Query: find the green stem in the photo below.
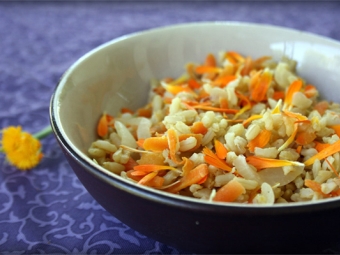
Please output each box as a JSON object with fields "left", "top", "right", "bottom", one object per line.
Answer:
{"left": 33, "top": 125, "right": 53, "bottom": 140}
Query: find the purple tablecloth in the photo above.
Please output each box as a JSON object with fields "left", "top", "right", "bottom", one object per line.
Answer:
{"left": 1, "top": 1, "right": 340, "bottom": 254}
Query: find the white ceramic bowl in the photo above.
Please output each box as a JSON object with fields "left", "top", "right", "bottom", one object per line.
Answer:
{"left": 50, "top": 22, "right": 340, "bottom": 253}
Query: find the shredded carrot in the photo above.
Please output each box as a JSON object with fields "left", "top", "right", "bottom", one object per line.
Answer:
{"left": 133, "top": 164, "right": 177, "bottom": 173}
{"left": 153, "top": 85, "right": 166, "bottom": 96}
{"left": 165, "top": 164, "right": 209, "bottom": 193}
{"left": 304, "top": 140, "right": 340, "bottom": 166}
{"left": 143, "top": 175, "right": 165, "bottom": 187}
{"left": 240, "top": 56, "right": 252, "bottom": 76}
{"left": 282, "top": 110, "right": 309, "bottom": 122}
{"left": 97, "top": 113, "right": 113, "bottom": 137}
{"left": 213, "top": 179, "right": 245, "bottom": 202}
{"left": 250, "top": 70, "right": 272, "bottom": 102}
{"left": 182, "top": 157, "right": 195, "bottom": 176}
{"left": 247, "top": 156, "right": 304, "bottom": 170}
{"left": 314, "top": 101, "right": 329, "bottom": 115}
{"left": 192, "top": 104, "right": 238, "bottom": 114}
{"left": 283, "top": 79, "right": 303, "bottom": 110}
{"left": 304, "top": 84, "right": 318, "bottom": 98}
{"left": 219, "top": 97, "right": 229, "bottom": 109}
{"left": 167, "top": 129, "right": 183, "bottom": 164}
{"left": 137, "top": 108, "right": 152, "bottom": 118}
{"left": 121, "top": 107, "right": 134, "bottom": 114}
{"left": 272, "top": 91, "right": 285, "bottom": 101}
{"left": 295, "top": 128, "right": 316, "bottom": 145}
{"left": 225, "top": 51, "right": 245, "bottom": 64}
{"left": 123, "top": 157, "right": 138, "bottom": 171}
{"left": 330, "top": 125, "right": 340, "bottom": 137}
{"left": 296, "top": 145, "right": 302, "bottom": 154}
{"left": 304, "top": 179, "right": 330, "bottom": 198}
{"left": 190, "top": 122, "right": 208, "bottom": 135}
{"left": 247, "top": 129, "right": 271, "bottom": 152}
{"left": 212, "top": 75, "right": 237, "bottom": 87}
{"left": 178, "top": 133, "right": 203, "bottom": 152}
{"left": 195, "top": 66, "right": 221, "bottom": 75}
{"left": 314, "top": 141, "right": 330, "bottom": 152}
{"left": 141, "top": 137, "right": 168, "bottom": 152}
{"left": 214, "top": 139, "right": 228, "bottom": 159}
{"left": 205, "top": 53, "right": 216, "bottom": 67}
{"left": 188, "top": 78, "right": 201, "bottom": 89}
{"left": 138, "top": 171, "right": 158, "bottom": 185}
{"left": 163, "top": 84, "right": 194, "bottom": 95}
{"left": 203, "top": 147, "right": 232, "bottom": 172}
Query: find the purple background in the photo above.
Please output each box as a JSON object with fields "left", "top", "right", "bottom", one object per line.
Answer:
{"left": 1, "top": 1, "right": 340, "bottom": 254}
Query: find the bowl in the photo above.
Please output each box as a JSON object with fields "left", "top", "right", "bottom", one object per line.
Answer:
{"left": 50, "top": 22, "right": 340, "bottom": 253}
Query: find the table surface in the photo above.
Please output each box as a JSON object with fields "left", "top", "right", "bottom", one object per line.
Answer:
{"left": 1, "top": 1, "right": 340, "bottom": 254}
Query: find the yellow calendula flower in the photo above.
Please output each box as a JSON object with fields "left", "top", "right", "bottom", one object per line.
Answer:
{"left": 0, "top": 125, "right": 52, "bottom": 170}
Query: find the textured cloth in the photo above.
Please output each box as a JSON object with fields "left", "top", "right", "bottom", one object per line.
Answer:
{"left": 1, "top": 1, "right": 340, "bottom": 254}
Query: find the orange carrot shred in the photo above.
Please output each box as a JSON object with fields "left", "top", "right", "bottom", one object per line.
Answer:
{"left": 190, "top": 122, "right": 208, "bottom": 135}
{"left": 182, "top": 157, "right": 195, "bottom": 176}
{"left": 137, "top": 108, "right": 152, "bottom": 118}
{"left": 304, "top": 179, "right": 330, "bottom": 198}
{"left": 136, "top": 139, "right": 145, "bottom": 148}
{"left": 205, "top": 53, "right": 216, "bottom": 67}
{"left": 164, "top": 84, "right": 194, "bottom": 95}
{"left": 212, "top": 75, "right": 237, "bottom": 87}
{"left": 143, "top": 175, "right": 164, "bottom": 187}
{"left": 167, "top": 129, "right": 183, "bottom": 164}
{"left": 295, "top": 129, "right": 316, "bottom": 145}
{"left": 133, "top": 164, "right": 177, "bottom": 173}
{"left": 247, "top": 129, "right": 271, "bottom": 152}
{"left": 138, "top": 171, "right": 158, "bottom": 185}
{"left": 188, "top": 78, "right": 201, "bottom": 89}
{"left": 123, "top": 157, "right": 138, "bottom": 171}
{"left": 304, "top": 84, "right": 318, "bottom": 98}
{"left": 165, "top": 164, "right": 209, "bottom": 193}
{"left": 213, "top": 179, "right": 245, "bottom": 202}
{"left": 97, "top": 113, "right": 109, "bottom": 137}
{"left": 142, "top": 137, "right": 168, "bottom": 151}
{"left": 203, "top": 147, "right": 232, "bottom": 172}
{"left": 296, "top": 145, "right": 302, "bottom": 154}
{"left": 283, "top": 79, "right": 303, "bottom": 110}
{"left": 330, "top": 125, "right": 340, "bottom": 137}
{"left": 272, "top": 91, "right": 285, "bottom": 101}
{"left": 195, "top": 65, "right": 222, "bottom": 75}
{"left": 214, "top": 139, "right": 228, "bottom": 160}
{"left": 240, "top": 56, "right": 252, "bottom": 76}
{"left": 121, "top": 107, "right": 134, "bottom": 114}
{"left": 226, "top": 51, "right": 245, "bottom": 64}
{"left": 219, "top": 97, "right": 229, "bottom": 109}
{"left": 192, "top": 105, "right": 238, "bottom": 114}
{"left": 314, "top": 141, "right": 330, "bottom": 152}
{"left": 250, "top": 70, "right": 272, "bottom": 102}
{"left": 314, "top": 100, "right": 329, "bottom": 115}
{"left": 247, "top": 156, "right": 303, "bottom": 170}
{"left": 304, "top": 140, "right": 340, "bottom": 166}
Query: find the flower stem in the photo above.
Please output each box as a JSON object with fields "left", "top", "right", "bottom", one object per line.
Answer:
{"left": 33, "top": 125, "right": 53, "bottom": 140}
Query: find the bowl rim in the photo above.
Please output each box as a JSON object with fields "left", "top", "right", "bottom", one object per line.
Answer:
{"left": 50, "top": 21, "right": 340, "bottom": 213}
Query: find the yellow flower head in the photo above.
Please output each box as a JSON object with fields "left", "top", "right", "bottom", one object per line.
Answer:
{"left": 1, "top": 126, "right": 43, "bottom": 170}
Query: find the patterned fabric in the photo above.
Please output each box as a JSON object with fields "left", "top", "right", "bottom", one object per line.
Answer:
{"left": 1, "top": 2, "right": 340, "bottom": 254}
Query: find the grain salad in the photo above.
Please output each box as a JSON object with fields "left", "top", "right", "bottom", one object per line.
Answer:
{"left": 88, "top": 51, "right": 340, "bottom": 205}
